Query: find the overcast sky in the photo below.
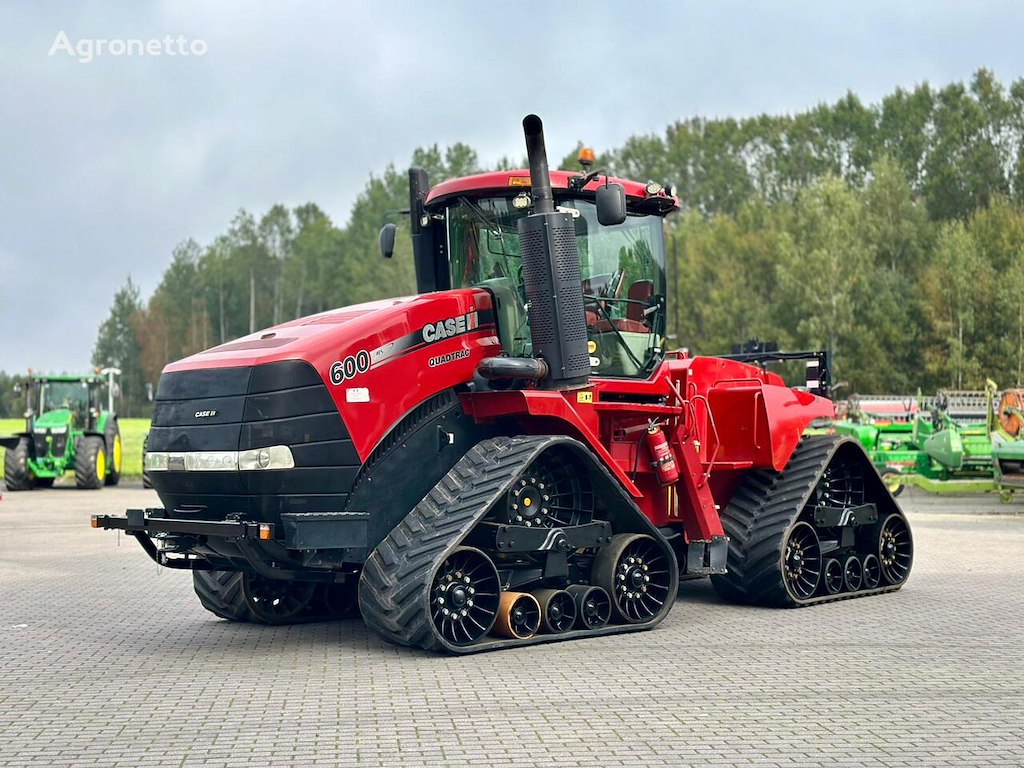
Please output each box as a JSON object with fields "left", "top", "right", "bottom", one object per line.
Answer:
{"left": 2, "top": 1, "right": 1023, "bottom": 374}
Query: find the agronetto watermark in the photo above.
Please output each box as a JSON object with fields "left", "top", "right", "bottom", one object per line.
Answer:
{"left": 48, "top": 31, "right": 208, "bottom": 64}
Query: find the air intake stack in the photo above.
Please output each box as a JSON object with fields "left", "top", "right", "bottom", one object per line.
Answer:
{"left": 517, "top": 114, "right": 591, "bottom": 389}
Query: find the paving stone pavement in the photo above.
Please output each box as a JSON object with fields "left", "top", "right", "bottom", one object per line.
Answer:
{"left": 0, "top": 484, "right": 1021, "bottom": 767}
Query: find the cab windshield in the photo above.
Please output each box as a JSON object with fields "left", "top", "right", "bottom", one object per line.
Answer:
{"left": 447, "top": 196, "right": 667, "bottom": 377}
{"left": 39, "top": 380, "right": 91, "bottom": 421}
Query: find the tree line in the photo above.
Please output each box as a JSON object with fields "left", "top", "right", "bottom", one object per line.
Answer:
{"left": 5, "top": 68, "right": 1021, "bottom": 418}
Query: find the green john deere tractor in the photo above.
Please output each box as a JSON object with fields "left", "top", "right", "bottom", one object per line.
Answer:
{"left": 1, "top": 371, "right": 122, "bottom": 490}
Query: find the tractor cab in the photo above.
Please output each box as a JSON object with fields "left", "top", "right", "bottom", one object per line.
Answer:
{"left": 33, "top": 375, "right": 102, "bottom": 432}
{"left": 390, "top": 167, "right": 678, "bottom": 378}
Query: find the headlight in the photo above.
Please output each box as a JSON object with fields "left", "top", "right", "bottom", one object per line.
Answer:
{"left": 144, "top": 446, "right": 295, "bottom": 472}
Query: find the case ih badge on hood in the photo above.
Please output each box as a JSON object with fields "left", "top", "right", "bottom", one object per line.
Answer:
{"left": 92, "top": 115, "right": 913, "bottom": 655}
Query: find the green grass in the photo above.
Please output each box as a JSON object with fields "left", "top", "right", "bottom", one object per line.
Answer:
{"left": 0, "top": 417, "right": 150, "bottom": 480}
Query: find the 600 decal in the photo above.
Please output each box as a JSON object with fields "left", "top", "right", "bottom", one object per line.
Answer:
{"left": 330, "top": 350, "right": 371, "bottom": 384}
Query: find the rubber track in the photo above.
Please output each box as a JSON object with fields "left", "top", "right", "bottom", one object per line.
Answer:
{"left": 358, "top": 435, "right": 676, "bottom": 653}
{"left": 193, "top": 570, "right": 254, "bottom": 622}
{"left": 711, "top": 435, "right": 906, "bottom": 607}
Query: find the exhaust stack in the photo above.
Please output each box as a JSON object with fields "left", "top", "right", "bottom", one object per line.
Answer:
{"left": 517, "top": 115, "right": 590, "bottom": 389}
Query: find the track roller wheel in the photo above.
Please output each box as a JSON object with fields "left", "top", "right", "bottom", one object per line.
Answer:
{"left": 430, "top": 547, "right": 500, "bottom": 646}
{"left": 532, "top": 588, "right": 577, "bottom": 634}
{"left": 593, "top": 533, "right": 672, "bottom": 624}
{"left": 781, "top": 522, "right": 822, "bottom": 600}
{"left": 566, "top": 585, "right": 610, "bottom": 630}
{"left": 844, "top": 555, "right": 863, "bottom": 591}
{"left": 494, "top": 592, "right": 541, "bottom": 640}
{"left": 823, "top": 558, "right": 844, "bottom": 595}
{"left": 862, "top": 554, "right": 881, "bottom": 590}
{"left": 241, "top": 575, "right": 316, "bottom": 624}
{"left": 878, "top": 513, "right": 913, "bottom": 585}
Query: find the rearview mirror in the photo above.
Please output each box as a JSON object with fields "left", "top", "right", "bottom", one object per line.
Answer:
{"left": 596, "top": 183, "right": 627, "bottom": 226}
{"left": 379, "top": 223, "right": 397, "bottom": 258}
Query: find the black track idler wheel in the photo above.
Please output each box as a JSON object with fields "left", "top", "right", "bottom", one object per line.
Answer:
{"left": 593, "top": 533, "right": 672, "bottom": 624}
{"left": 533, "top": 589, "right": 577, "bottom": 633}
{"left": 782, "top": 522, "right": 821, "bottom": 599}
{"left": 566, "top": 585, "right": 611, "bottom": 630}
{"left": 242, "top": 575, "right": 317, "bottom": 624}
{"left": 878, "top": 513, "right": 913, "bottom": 585}
{"left": 430, "top": 547, "right": 501, "bottom": 646}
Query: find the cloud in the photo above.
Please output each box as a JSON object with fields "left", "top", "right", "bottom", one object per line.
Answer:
{"left": 1, "top": 0, "right": 1022, "bottom": 372}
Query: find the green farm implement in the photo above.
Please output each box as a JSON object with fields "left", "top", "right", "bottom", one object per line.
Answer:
{"left": 1, "top": 369, "right": 122, "bottom": 490}
{"left": 834, "top": 385, "right": 1024, "bottom": 500}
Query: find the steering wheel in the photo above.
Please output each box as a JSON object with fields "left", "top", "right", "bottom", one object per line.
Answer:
{"left": 603, "top": 269, "right": 624, "bottom": 300}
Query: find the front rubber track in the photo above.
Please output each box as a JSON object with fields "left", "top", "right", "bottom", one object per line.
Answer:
{"left": 358, "top": 435, "right": 677, "bottom": 654}
{"left": 711, "top": 435, "right": 911, "bottom": 607}
{"left": 192, "top": 570, "right": 353, "bottom": 625}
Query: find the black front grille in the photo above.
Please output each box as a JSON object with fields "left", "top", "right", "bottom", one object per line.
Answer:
{"left": 148, "top": 360, "right": 359, "bottom": 523}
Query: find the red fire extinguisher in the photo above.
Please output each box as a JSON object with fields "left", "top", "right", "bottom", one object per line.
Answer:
{"left": 646, "top": 422, "right": 680, "bottom": 485}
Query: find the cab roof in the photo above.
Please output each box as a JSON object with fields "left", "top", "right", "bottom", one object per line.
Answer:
{"left": 424, "top": 170, "right": 680, "bottom": 212}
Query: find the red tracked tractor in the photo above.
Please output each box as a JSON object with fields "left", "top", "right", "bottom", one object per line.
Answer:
{"left": 93, "top": 115, "right": 913, "bottom": 653}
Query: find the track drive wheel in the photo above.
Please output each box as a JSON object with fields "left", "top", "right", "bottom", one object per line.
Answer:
{"left": 500, "top": 451, "right": 594, "bottom": 528}
{"left": 74, "top": 436, "right": 106, "bottom": 490}
{"left": 104, "top": 418, "right": 122, "bottom": 486}
{"left": 3, "top": 437, "right": 33, "bottom": 491}
{"left": 593, "top": 533, "right": 673, "bottom": 623}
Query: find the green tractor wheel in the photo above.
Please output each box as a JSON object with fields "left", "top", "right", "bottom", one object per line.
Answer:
{"left": 104, "top": 418, "right": 122, "bottom": 486}
{"left": 74, "top": 436, "right": 106, "bottom": 490}
{"left": 880, "top": 468, "right": 904, "bottom": 497}
{"left": 3, "top": 437, "right": 33, "bottom": 491}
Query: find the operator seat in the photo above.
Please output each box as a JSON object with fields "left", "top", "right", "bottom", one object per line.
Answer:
{"left": 591, "top": 279, "right": 653, "bottom": 333}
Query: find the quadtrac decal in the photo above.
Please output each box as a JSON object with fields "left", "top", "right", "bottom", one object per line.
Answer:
{"left": 327, "top": 309, "right": 495, "bottom": 385}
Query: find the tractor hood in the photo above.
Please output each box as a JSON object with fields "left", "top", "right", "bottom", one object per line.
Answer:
{"left": 155, "top": 288, "right": 501, "bottom": 464}
{"left": 34, "top": 409, "right": 74, "bottom": 430}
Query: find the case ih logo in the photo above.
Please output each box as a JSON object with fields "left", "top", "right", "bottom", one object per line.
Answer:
{"left": 194, "top": 410, "right": 218, "bottom": 418}
{"left": 421, "top": 311, "right": 478, "bottom": 343}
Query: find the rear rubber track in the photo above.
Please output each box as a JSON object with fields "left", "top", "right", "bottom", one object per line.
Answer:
{"left": 712, "top": 435, "right": 908, "bottom": 607}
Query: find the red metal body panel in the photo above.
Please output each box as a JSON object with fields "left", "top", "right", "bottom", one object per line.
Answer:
{"left": 424, "top": 170, "right": 680, "bottom": 210}
{"left": 163, "top": 289, "right": 502, "bottom": 460}
{"left": 162, "top": 288, "right": 831, "bottom": 544}
{"left": 462, "top": 353, "right": 834, "bottom": 540}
